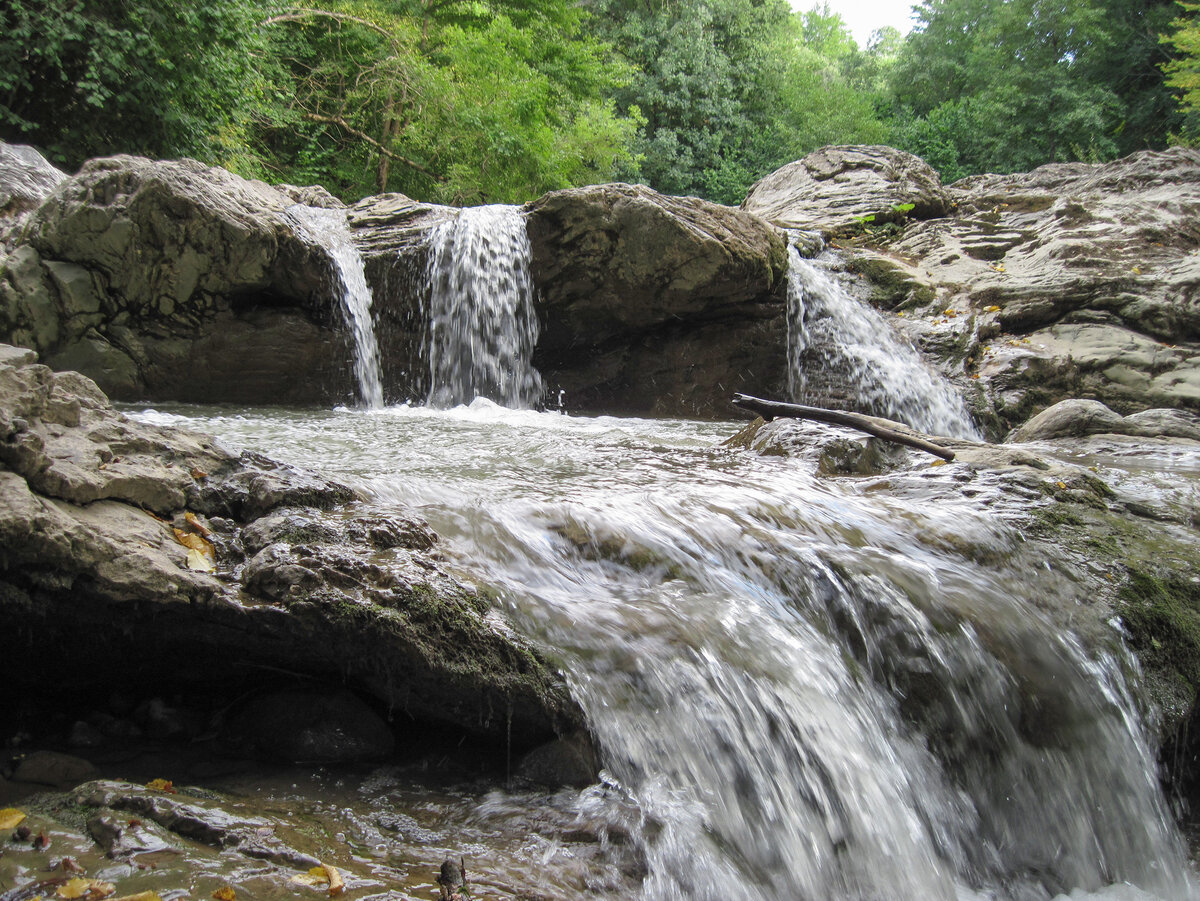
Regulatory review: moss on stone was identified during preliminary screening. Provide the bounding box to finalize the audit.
[1118,568,1200,697]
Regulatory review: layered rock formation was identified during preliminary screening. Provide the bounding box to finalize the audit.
[0,146,789,416]
[746,144,1200,430]
[0,343,576,754]
[742,144,950,233]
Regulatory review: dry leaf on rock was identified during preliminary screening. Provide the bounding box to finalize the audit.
[211,887,236,901]
[56,878,115,900]
[0,808,26,830]
[186,547,215,573]
[145,779,175,794]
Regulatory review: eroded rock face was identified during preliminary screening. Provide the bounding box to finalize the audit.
[1007,398,1200,443]
[0,151,357,403]
[525,183,790,416]
[1,148,793,415]
[742,145,950,234]
[0,143,66,247]
[749,146,1200,430]
[0,345,576,754]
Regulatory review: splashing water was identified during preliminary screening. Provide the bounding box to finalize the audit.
[288,206,385,408]
[787,244,979,438]
[424,205,542,408]
[129,402,1198,901]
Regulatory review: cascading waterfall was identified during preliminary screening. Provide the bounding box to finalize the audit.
[137,404,1199,901]
[288,205,385,409]
[423,205,542,408]
[787,243,980,439]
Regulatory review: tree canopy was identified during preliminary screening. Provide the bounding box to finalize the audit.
[0,0,1192,203]
[887,0,1181,180]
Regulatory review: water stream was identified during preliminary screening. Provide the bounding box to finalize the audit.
[787,245,981,439]
[287,206,385,409]
[130,402,1197,901]
[423,206,542,408]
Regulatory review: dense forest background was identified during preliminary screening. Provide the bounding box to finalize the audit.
[2,0,1199,206]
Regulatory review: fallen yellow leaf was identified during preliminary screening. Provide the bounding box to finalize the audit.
[174,529,214,557]
[984,305,1002,313]
[930,460,948,467]
[56,879,115,900]
[1056,482,1067,489]
[212,887,236,901]
[146,779,175,794]
[0,808,26,830]
[186,547,216,573]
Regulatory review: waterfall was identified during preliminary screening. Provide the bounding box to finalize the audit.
[145,405,1199,901]
[787,244,980,439]
[288,205,385,409]
[423,205,542,409]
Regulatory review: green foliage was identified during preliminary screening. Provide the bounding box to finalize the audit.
[251,0,640,202]
[589,0,887,204]
[0,0,265,169]
[1163,2,1200,142]
[886,0,1180,179]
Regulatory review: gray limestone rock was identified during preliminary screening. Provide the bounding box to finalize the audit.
[742,145,950,234]
[0,345,577,753]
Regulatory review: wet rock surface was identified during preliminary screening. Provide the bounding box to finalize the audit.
[749,146,1200,430]
[0,344,577,760]
[525,182,790,416]
[0,143,66,248]
[0,766,644,901]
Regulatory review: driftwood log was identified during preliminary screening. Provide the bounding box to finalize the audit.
[731,393,956,462]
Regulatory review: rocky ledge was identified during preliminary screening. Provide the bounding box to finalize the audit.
[0,343,579,771]
[1,144,788,417]
[746,144,1200,432]
[727,400,1200,810]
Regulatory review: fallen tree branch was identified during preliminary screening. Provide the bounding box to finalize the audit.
[731,393,956,461]
[302,113,446,182]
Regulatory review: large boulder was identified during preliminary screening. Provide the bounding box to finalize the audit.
[742,145,950,234]
[1,154,358,403]
[0,344,577,753]
[525,183,790,416]
[749,146,1200,431]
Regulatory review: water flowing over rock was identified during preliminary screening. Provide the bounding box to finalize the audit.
[0,343,577,751]
[786,244,980,438]
[423,205,542,408]
[129,398,1200,900]
[287,205,385,408]
[525,182,789,416]
[750,146,1200,429]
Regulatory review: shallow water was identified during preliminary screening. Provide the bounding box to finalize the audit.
[124,401,1198,901]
